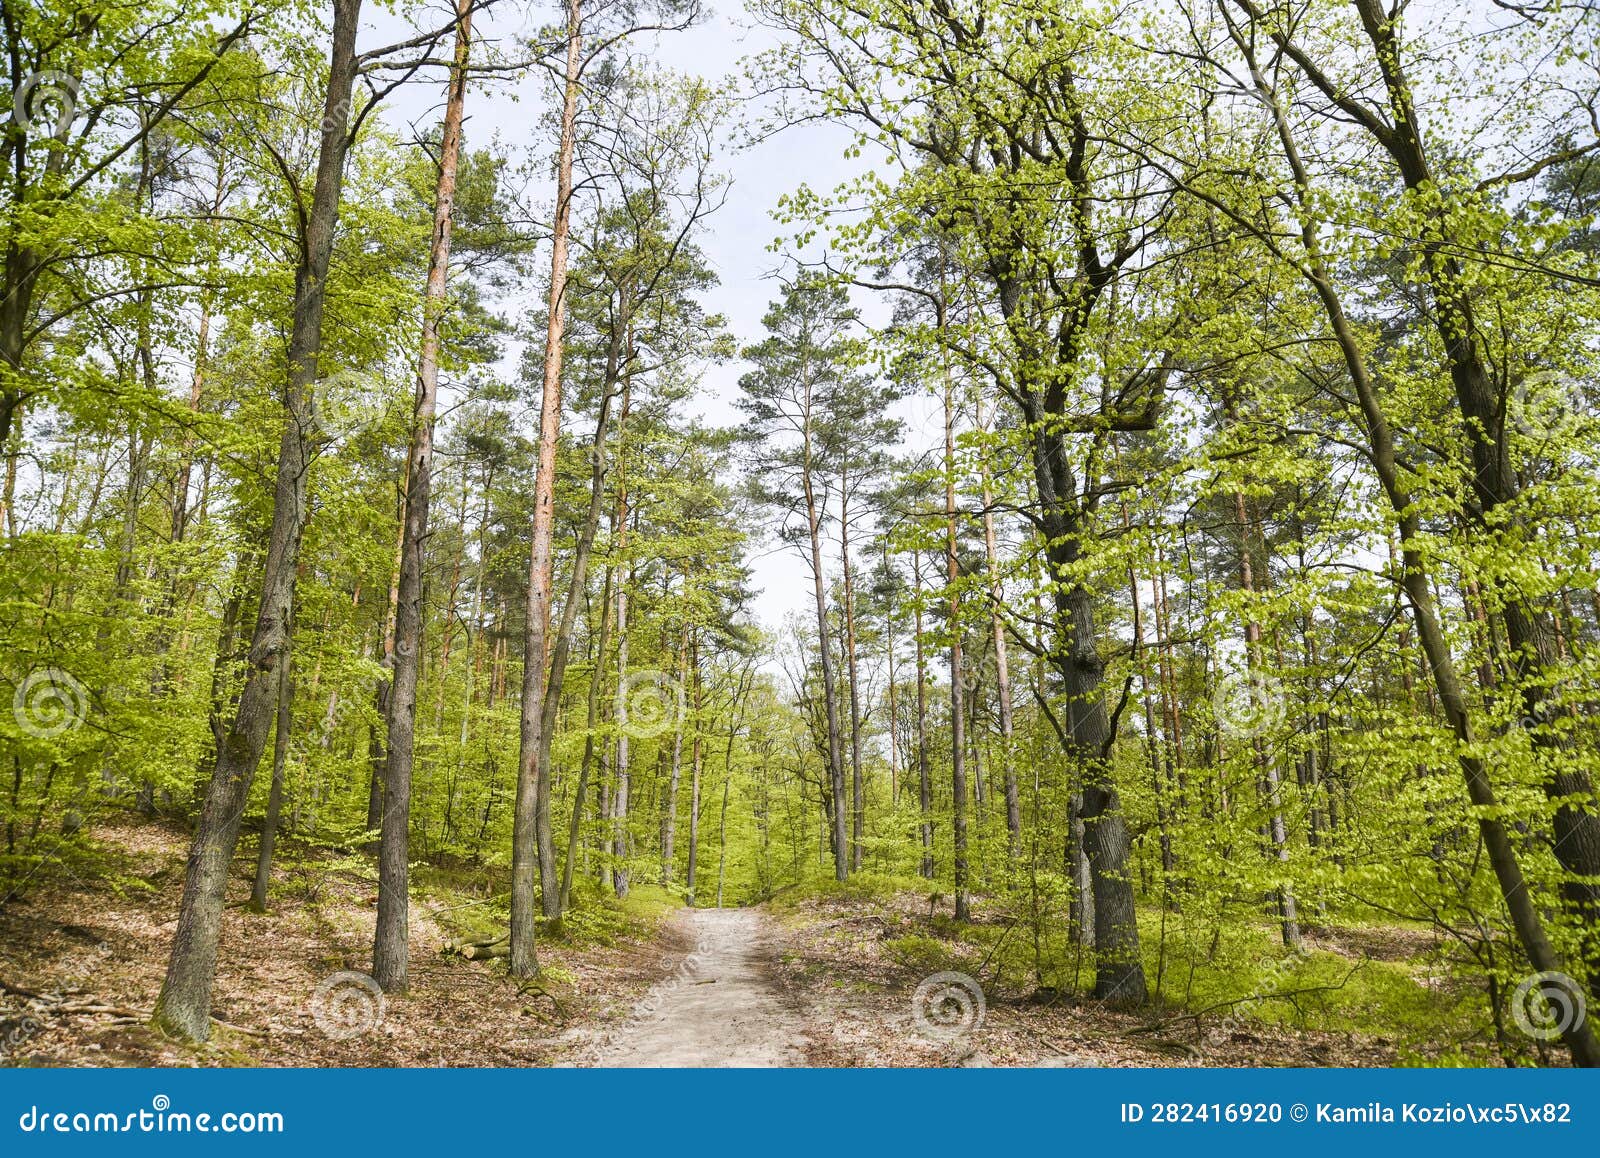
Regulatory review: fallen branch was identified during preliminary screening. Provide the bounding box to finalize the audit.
[0,978,51,1002]
[427,895,508,917]
[515,978,569,1021]
[1127,959,1371,1039]
[444,931,510,957]
[53,1002,145,1018]
[1025,1030,1079,1056]
[211,1018,267,1037]
[1140,1037,1204,1059]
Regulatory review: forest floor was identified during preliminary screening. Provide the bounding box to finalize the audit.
[0,817,1475,1067]
[760,884,1439,1066]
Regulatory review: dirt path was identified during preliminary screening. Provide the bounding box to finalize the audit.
[588,908,808,1067]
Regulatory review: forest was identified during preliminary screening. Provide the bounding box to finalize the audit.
[1,0,1598,1070]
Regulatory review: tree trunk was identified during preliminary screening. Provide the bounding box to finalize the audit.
[716,768,730,908]
[373,0,472,992]
[883,539,900,808]
[511,0,583,979]
[612,513,633,899]
[802,411,848,882]
[1126,552,1175,898]
[661,627,688,887]
[1232,489,1300,949]
[1270,96,1599,1060]
[840,466,866,872]
[153,0,363,1042]
[1030,425,1145,1003]
[368,452,411,840]
[943,373,969,922]
[716,668,749,908]
[686,633,703,906]
[913,553,933,879]
[1068,793,1094,947]
[533,319,623,918]
[249,647,293,913]
[560,560,613,913]
[1348,0,1600,1004]
[980,453,1020,853]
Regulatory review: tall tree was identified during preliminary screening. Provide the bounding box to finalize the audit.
[155,0,367,1041]
[739,274,870,881]
[372,0,475,994]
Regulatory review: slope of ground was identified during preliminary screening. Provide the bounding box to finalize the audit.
[761,879,1497,1067]
[0,817,686,1067]
[0,818,1497,1068]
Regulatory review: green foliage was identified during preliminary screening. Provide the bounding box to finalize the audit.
[3,0,1598,1066]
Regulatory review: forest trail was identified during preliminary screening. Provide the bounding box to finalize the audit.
[588,908,808,1067]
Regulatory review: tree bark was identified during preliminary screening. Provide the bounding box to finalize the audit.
[1027,421,1145,1003]
[560,560,613,913]
[249,647,293,913]
[716,668,750,908]
[612,507,633,899]
[883,538,900,807]
[913,553,933,879]
[368,452,411,840]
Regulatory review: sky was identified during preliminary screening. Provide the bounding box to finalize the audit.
[375,0,924,638]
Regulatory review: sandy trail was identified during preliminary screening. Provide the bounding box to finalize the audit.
[589,907,808,1067]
